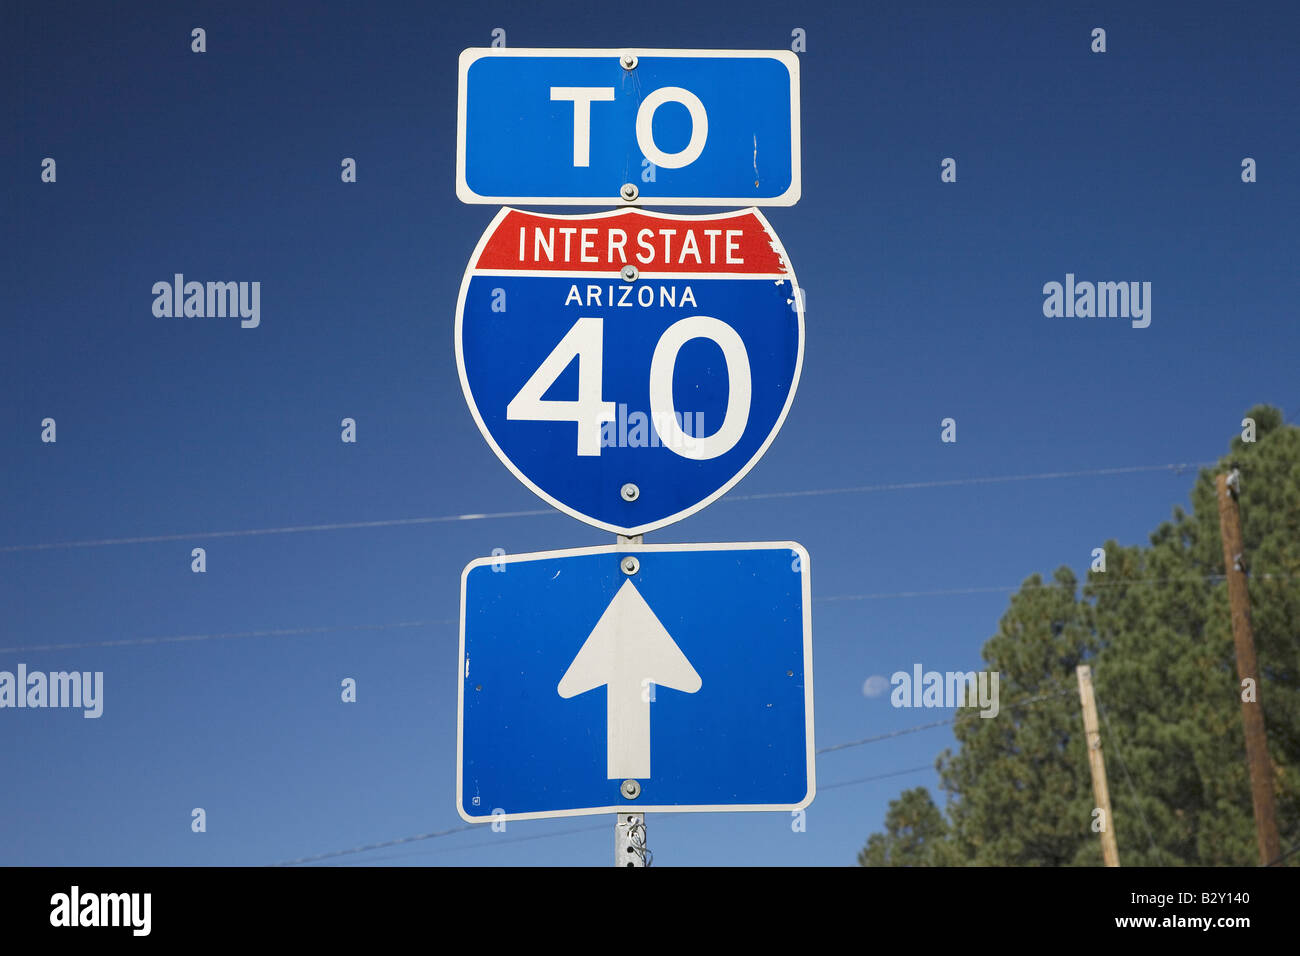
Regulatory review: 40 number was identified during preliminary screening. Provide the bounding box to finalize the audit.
[506,315,751,460]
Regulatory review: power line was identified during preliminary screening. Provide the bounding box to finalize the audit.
[0,510,555,553]
[819,764,934,792]
[272,824,476,866]
[816,689,1075,755]
[280,764,938,865]
[817,715,961,754]
[1265,838,1300,867]
[725,462,1213,504]
[816,571,1297,604]
[327,822,613,865]
[11,569,1293,656]
[820,585,1022,601]
[266,687,1125,865]
[1099,703,1160,855]
[0,460,1214,554]
[0,620,447,655]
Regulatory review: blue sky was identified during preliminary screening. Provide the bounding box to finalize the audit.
[3,0,1297,866]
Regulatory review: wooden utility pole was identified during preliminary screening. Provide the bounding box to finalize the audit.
[1076,665,1120,866]
[1215,470,1281,866]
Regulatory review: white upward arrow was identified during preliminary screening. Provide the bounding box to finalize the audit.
[557,579,702,779]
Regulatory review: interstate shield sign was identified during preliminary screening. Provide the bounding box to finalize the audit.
[455,207,804,536]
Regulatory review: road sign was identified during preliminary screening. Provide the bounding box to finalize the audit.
[456,48,801,206]
[457,542,814,822]
[455,206,804,536]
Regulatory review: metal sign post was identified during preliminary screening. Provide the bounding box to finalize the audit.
[616,813,649,867]
[616,533,648,866]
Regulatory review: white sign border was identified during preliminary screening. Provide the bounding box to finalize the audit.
[455,541,816,823]
[456,47,802,207]
[453,205,806,537]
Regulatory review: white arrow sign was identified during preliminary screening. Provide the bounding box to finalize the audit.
[557,579,702,779]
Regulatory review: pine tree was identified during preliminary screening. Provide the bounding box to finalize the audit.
[860,406,1299,865]
[935,567,1101,865]
[857,786,953,866]
[1091,405,1300,864]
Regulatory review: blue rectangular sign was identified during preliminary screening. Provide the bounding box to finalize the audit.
[456,542,815,821]
[456,48,801,207]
